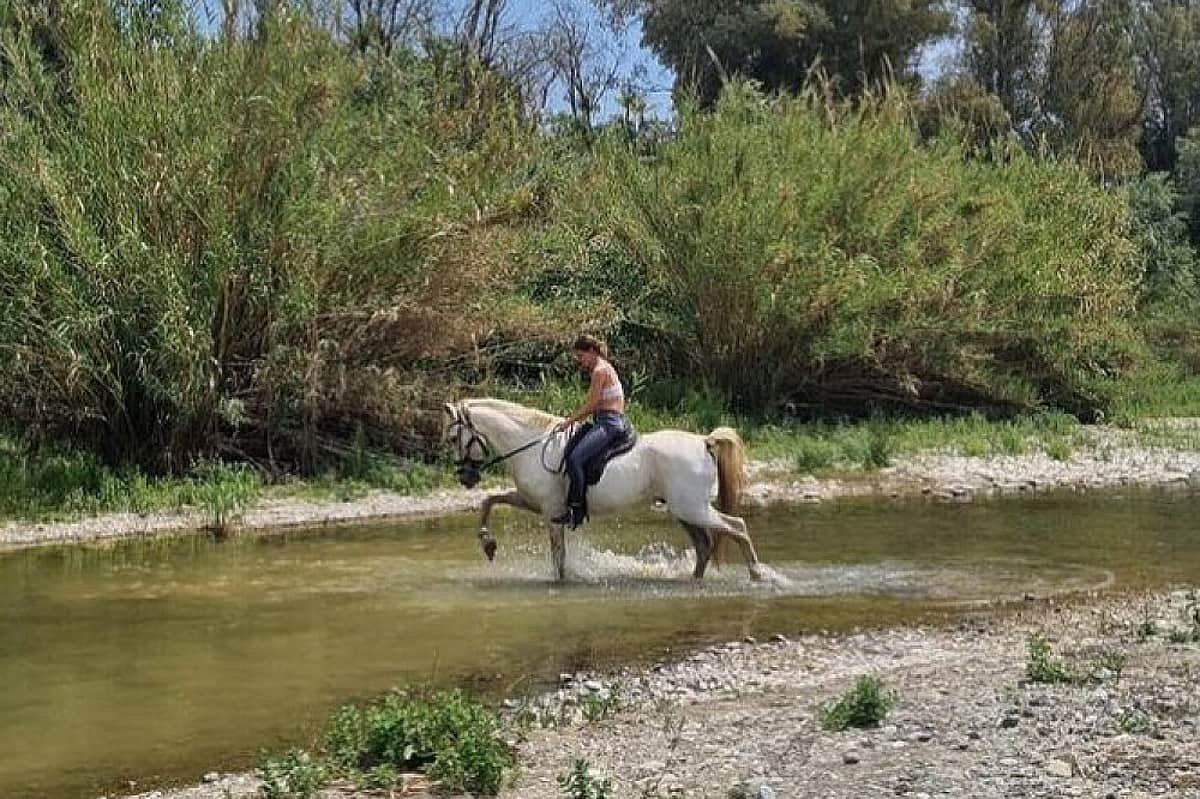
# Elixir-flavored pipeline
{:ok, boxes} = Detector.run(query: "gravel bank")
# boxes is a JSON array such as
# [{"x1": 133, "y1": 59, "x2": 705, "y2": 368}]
[{"x1": 125, "y1": 589, "x2": 1200, "y2": 799}]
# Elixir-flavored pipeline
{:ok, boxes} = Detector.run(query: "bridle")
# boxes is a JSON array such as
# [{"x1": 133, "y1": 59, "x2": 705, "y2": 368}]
[{"x1": 447, "y1": 403, "x2": 562, "y2": 486}]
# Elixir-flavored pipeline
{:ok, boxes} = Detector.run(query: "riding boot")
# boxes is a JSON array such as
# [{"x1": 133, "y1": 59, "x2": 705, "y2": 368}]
[{"x1": 551, "y1": 476, "x2": 587, "y2": 529}]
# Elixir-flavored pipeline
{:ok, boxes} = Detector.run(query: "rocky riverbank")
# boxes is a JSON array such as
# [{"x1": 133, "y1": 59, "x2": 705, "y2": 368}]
[
  {"x1": 8, "y1": 427, "x2": 1200, "y2": 552},
  {"x1": 126, "y1": 589, "x2": 1200, "y2": 799}
]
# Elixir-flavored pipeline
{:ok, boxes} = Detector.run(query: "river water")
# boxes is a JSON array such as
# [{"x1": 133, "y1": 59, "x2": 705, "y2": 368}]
[{"x1": 2, "y1": 489, "x2": 1198, "y2": 798}]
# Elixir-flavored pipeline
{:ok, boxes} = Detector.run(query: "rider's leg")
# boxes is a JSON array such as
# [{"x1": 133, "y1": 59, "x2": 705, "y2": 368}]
[{"x1": 551, "y1": 423, "x2": 611, "y2": 528}]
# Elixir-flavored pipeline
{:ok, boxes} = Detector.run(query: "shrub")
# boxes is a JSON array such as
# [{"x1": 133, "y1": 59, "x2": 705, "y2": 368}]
[
  {"x1": 256, "y1": 749, "x2": 326, "y2": 799},
  {"x1": 1026, "y1": 634, "x2": 1075, "y2": 684},
  {"x1": 559, "y1": 758, "x2": 613, "y2": 799},
  {"x1": 322, "y1": 688, "x2": 513, "y2": 794},
  {"x1": 820, "y1": 675, "x2": 896, "y2": 730}
]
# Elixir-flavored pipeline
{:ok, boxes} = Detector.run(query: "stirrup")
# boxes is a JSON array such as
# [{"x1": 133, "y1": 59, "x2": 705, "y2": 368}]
[{"x1": 551, "y1": 504, "x2": 585, "y2": 529}]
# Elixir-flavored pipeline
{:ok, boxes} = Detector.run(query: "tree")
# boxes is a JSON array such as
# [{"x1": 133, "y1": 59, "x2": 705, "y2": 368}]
[
  {"x1": 601, "y1": 0, "x2": 950, "y2": 106},
  {"x1": 1133, "y1": 0, "x2": 1200, "y2": 172},
  {"x1": 543, "y1": 0, "x2": 624, "y2": 139},
  {"x1": 961, "y1": 0, "x2": 1040, "y2": 123},
  {"x1": 953, "y1": 0, "x2": 1142, "y2": 177},
  {"x1": 1038, "y1": 0, "x2": 1142, "y2": 177},
  {"x1": 342, "y1": 0, "x2": 435, "y2": 54}
]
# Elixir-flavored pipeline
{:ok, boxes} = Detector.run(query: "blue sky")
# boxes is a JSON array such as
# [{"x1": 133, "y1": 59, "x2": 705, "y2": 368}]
[{"x1": 504, "y1": 0, "x2": 676, "y2": 119}]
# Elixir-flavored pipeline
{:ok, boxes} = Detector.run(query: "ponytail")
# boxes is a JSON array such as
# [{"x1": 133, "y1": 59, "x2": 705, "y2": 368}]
[{"x1": 572, "y1": 334, "x2": 609, "y2": 359}]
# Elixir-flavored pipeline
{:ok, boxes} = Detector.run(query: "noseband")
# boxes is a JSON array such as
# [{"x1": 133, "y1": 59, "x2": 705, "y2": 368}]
[{"x1": 448, "y1": 404, "x2": 549, "y2": 486}]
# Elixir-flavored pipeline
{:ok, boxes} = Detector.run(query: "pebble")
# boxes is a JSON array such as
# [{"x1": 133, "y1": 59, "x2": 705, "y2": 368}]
[{"x1": 843, "y1": 751, "x2": 861, "y2": 764}]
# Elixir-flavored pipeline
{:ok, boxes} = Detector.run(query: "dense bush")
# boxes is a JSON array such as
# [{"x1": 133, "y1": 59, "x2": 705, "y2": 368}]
[
  {"x1": 0, "y1": 2, "x2": 561, "y2": 472},
  {"x1": 0, "y1": 2, "x2": 1188, "y2": 477},
  {"x1": 581, "y1": 83, "x2": 1143, "y2": 416}
]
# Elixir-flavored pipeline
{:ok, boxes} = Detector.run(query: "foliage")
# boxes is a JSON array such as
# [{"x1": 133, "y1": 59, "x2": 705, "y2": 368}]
[
  {"x1": 1127, "y1": 173, "x2": 1200, "y2": 307},
  {"x1": 819, "y1": 675, "x2": 896, "y2": 730},
  {"x1": 558, "y1": 758, "x2": 613, "y2": 799},
  {"x1": 0, "y1": 0, "x2": 558, "y2": 473},
  {"x1": 322, "y1": 688, "x2": 513, "y2": 794},
  {"x1": 589, "y1": 81, "x2": 1143, "y2": 415},
  {"x1": 256, "y1": 749, "x2": 326, "y2": 799},
  {"x1": 1026, "y1": 634, "x2": 1075, "y2": 684},
  {"x1": 630, "y1": 0, "x2": 950, "y2": 105}
]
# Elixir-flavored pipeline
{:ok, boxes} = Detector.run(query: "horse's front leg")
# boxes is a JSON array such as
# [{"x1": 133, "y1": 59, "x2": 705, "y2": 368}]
[
  {"x1": 477, "y1": 490, "x2": 536, "y2": 561},
  {"x1": 547, "y1": 521, "x2": 566, "y2": 581}
]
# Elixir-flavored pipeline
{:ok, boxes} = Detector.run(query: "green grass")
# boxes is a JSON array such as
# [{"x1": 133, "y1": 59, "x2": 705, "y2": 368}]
[
  {"x1": 748, "y1": 411, "x2": 1085, "y2": 476},
  {"x1": 0, "y1": 433, "x2": 462, "y2": 524}
]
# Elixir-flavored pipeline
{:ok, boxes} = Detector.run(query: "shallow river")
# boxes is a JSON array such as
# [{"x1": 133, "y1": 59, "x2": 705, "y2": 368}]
[{"x1": 2, "y1": 489, "x2": 1198, "y2": 798}]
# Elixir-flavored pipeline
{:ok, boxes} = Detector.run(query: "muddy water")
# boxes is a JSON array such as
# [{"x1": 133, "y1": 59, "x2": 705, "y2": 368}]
[{"x1": 1, "y1": 490, "x2": 1198, "y2": 798}]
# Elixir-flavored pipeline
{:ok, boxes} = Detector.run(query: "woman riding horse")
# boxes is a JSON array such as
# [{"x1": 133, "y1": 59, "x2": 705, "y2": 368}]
[{"x1": 551, "y1": 335, "x2": 631, "y2": 529}]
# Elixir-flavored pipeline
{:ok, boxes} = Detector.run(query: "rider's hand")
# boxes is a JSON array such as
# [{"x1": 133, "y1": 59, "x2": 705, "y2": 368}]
[{"x1": 553, "y1": 420, "x2": 570, "y2": 434}]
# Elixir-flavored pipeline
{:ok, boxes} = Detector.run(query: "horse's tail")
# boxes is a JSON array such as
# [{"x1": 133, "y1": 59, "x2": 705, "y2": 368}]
[{"x1": 705, "y1": 426, "x2": 746, "y2": 566}]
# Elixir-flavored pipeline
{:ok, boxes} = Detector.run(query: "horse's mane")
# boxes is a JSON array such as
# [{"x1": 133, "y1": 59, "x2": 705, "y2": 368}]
[{"x1": 461, "y1": 398, "x2": 561, "y2": 428}]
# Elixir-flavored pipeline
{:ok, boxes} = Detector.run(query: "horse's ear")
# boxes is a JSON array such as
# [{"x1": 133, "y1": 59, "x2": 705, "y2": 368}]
[{"x1": 443, "y1": 402, "x2": 457, "y2": 421}]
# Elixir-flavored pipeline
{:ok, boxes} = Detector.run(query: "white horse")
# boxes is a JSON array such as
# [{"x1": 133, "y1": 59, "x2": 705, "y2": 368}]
[{"x1": 442, "y1": 398, "x2": 763, "y2": 582}]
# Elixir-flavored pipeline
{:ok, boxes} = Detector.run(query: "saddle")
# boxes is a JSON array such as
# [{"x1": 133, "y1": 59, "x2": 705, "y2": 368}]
[{"x1": 563, "y1": 422, "x2": 638, "y2": 486}]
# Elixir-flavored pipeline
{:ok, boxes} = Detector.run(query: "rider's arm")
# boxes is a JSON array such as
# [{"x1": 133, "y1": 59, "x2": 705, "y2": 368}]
[{"x1": 561, "y1": 369, "x2": 606, "y2": 427}]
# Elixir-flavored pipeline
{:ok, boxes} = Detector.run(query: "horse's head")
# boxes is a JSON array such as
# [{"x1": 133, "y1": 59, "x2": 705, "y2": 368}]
[{"x1": 442, "y1": 402, "x2": 490, "y2": 488}]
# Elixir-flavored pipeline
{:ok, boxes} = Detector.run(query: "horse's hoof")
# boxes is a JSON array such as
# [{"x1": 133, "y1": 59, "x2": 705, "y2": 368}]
[
  {"x1": 480, "y1": 531, "x2": 497, "y2": 562},
  {"x1": 749, "y1": 564, "x2": 765, "y2": 581}
]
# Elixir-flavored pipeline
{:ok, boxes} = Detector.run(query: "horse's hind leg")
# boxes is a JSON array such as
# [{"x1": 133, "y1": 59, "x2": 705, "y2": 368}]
[
  {"x1": 713, "y1": 511, "x2": 763, "y2": 581},
  {"x1": 679, "y1": 522, "x2": 711, "y2": 579}
]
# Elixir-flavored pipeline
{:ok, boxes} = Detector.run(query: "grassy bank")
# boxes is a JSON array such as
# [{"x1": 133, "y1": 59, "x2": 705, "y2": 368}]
[{"x1": 4, "y1": 379, "x2": 1200, "y2": 526}]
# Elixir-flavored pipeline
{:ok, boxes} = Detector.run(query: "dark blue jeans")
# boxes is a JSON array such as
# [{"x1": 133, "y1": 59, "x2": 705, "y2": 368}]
[{"x1": 565, "y1": 411, "x2": 630, "y2": 507}]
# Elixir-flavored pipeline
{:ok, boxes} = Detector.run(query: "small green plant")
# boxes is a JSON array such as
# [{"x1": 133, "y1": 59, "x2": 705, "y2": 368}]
[
  {"x1": 1137, "y1": 610, "x2": 1158, "y2": 641},
  {"x1": 1026, "y1": 634, "x2": 1075, "y2": 684},
  {"x1": 819, "y1": 675, "x2": 896, "y2": 731},
  {"x1": 358, "y1": 763, "x2": 400, "y2": 790},
  {"x1": 793, "y1": 438, "x2": 838, "y2": 473},
  {"x1": 321, "y1": 687, "x2": 513, "y2": 794},
  {"x1": 192, "y1": 462, "x2": 260, "y2": 534},
  {"x1": 538, "y1": 704, "x2": 562, "y2": 729},
  {"x1": 1044, "y1": 438, "x2": 1073, "y2": 462},
  {"x1": 558, "y1": 758, "x2": 612, "y2": 799},
  {"x1": 514, "y1": 706, "x2": 538, "y2": 737},
  {"x1": 990, "y1": 425, "x2": 1027, "y2": 456},
  {"x1": 863, "y1": 427, "x2": 894, "y2": 469},
  {"x1": 256, "y1": 749, "x2": 326, "y2": 799},
  {"x1": 1119, "y1": 711, "x2": 1153, "y2": 734},
  {"x1": 581, "y1": 689, "x2": 621, "y2": 722},
  {"x1": 1091, "y1": 651, "x2": 1126, "y2": 682}
]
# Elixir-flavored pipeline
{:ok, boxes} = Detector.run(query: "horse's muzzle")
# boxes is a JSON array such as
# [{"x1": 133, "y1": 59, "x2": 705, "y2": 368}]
[{"x1": 455, "y1": 463, "x2": 482, "y2": 488}]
